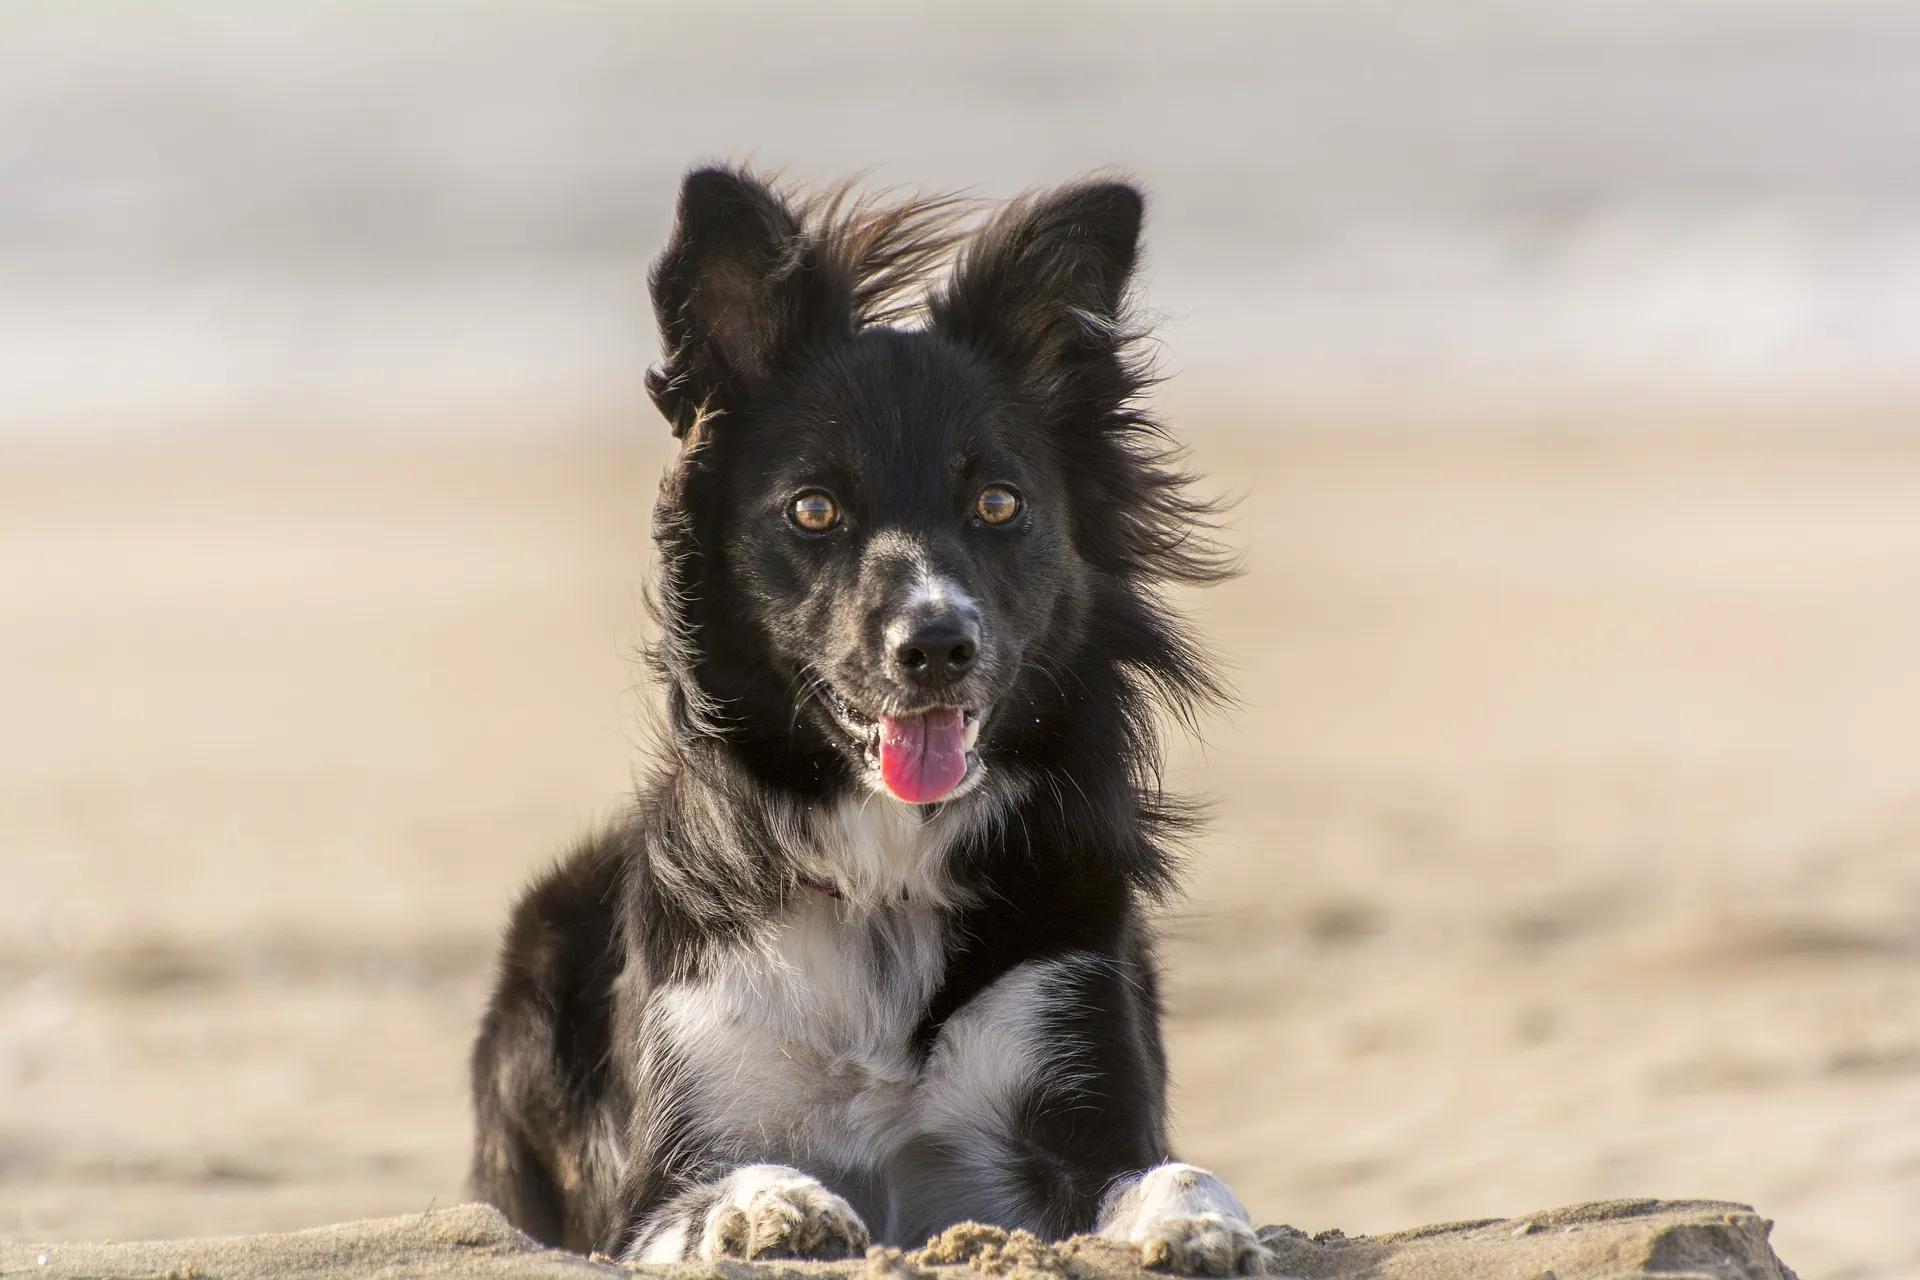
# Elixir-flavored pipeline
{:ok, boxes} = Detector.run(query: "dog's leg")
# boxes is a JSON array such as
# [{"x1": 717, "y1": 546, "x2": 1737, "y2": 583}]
[
  {"x1": 1096, "y1": 1162, "x2": 1270, "y2": 1276},
  {"x1": 469, "y1": 837, "x2": 627, "y2": 1252},
  {"x1": 623, "y1": 1164, "x2": 870, "y2": 1263},
  {"x1": 899, "y1": 948, "x2": 1266, "y2": 1271}
]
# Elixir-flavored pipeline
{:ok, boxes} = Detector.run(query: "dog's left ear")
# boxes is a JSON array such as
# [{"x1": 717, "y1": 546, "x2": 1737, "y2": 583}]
[
  {"x1": 646, "y1": 167, "x2": 852, "y2": 437},
  {"x1": 931, "y1": 180, "x2": 1143, "y2": 401}
]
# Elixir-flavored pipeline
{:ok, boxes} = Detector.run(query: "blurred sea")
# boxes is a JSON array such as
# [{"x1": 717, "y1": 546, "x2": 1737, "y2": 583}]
[{"x1": 3, "y1": 0, "x2": 1918, "y2": 436}]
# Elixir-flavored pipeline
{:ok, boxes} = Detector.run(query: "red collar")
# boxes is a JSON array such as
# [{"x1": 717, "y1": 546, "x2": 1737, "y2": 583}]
[{"x1": 797, "y1": 873, "x2": 840, "y2": 898}]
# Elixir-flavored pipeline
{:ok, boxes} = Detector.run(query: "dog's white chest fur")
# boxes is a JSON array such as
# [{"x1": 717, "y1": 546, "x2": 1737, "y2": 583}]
[
  {"x1": 654, "y1": 891, "x2": 941, "y2": 1171},
  {"x1": 655, "y1": 800, "x2": 945, "y2": 1149}
]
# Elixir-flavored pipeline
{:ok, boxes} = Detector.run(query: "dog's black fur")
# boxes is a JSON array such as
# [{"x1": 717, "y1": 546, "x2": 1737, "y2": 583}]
[{"x1": 469, "y1": 167, "x2": 1235, "y2": 1262}]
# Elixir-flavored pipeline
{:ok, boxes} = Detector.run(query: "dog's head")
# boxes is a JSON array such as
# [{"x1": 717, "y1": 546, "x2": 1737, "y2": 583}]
[{"x1": 645, "y1": 168, "x2": 1225, "y2": 810}]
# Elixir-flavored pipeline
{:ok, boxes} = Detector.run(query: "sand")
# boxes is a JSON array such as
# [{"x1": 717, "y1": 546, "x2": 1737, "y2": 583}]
[
  {"x1": 2, "y1": 423, "x2": 1917, "y2": 1277},
  {"x1": 0, "y1": 1198, "x2": 1796, "y2": 1279}
]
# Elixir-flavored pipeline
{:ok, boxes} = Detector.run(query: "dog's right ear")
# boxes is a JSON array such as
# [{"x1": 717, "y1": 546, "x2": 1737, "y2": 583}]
[{"x1": 646, "y1": 167, "x2": 851, "y2": 437}]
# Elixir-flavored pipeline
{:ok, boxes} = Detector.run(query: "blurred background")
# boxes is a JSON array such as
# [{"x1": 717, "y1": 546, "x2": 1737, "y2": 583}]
[{"x1": 3, "y1": 2, "x2": 1918, "y2": 1276}]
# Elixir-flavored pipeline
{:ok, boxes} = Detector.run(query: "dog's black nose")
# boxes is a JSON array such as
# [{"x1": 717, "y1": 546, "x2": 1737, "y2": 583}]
[{"x1": 892, "y1": 615, "x2": 979, "y2": 687}]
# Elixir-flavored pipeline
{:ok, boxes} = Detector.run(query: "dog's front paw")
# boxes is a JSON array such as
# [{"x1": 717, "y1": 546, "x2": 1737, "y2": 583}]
[
  {"x1": 696, "y1": 1164, "x2": 870, "y2": 1262},
  {"x1": 1132, "y1": 1212, "x2": 1271, "y2": 1276},
  {"x1": 1098, "y1": 1162, "x2": 1272, "y2": 1275}
]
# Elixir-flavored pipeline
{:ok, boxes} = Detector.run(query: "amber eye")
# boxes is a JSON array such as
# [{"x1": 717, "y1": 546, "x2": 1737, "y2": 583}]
[
  {"x1": 975, "y1": 485, "x2": 1021, "y2": 525},
  {"x1": 789, "y1": 491, "x2": 840, "y2": 532}
]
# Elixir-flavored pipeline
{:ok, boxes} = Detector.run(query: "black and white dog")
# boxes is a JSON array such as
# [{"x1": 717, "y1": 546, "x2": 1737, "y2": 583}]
[{"x1": 469, "y1": 167, "x2": 1265, "y2": 1274}]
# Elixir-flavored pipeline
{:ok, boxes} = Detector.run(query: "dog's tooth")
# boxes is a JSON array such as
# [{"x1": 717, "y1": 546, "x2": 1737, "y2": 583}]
[{"x1": 963, "y1": 717, "x2": 980, "y2": 750}]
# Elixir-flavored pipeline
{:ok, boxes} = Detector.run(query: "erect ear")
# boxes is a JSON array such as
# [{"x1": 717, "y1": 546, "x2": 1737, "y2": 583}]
[
  {"x1": 930, "y1": 180, "x2": 1144, "y2": 396},
  {"x1": 645, "y1": 167, "x2": 852, "y2": 437}
]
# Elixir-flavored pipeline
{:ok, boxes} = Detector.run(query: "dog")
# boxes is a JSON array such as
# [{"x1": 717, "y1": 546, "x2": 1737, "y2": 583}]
[{"x1": 468, "y1": 166, "x2": 1266, "y2": 1274}]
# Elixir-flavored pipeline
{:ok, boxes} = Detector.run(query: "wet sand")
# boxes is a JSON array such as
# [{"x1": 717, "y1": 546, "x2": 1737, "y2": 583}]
[{"x1": 3, "y1": 422, "x2": 1917, "y2": 1278}]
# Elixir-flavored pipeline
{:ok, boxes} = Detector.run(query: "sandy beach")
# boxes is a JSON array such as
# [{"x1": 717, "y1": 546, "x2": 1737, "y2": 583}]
[{"x1": 2, "y1": 420, "x2": 1916, "y2": 1277}]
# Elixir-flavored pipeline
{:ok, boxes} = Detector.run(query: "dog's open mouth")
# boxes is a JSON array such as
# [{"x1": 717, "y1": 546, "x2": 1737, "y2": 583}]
[{"x1": 825, "y1": 692, "x2": 985, "y2": 805}]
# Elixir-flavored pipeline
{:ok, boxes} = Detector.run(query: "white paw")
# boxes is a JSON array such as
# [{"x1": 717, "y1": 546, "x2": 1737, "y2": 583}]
[
  {"x1": 1098, "y1": 1162, "x2": 1272, "y2": 1276},
  {"x1": 696, "y1": 1164, "x2": 870, "y2": 1262},
  {"x1": 1131, "y1": 1212, "x2": 1271, "y2": 1275}
]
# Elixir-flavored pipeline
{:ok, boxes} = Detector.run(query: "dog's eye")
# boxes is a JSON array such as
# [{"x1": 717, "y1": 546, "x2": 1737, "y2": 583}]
[
  {"x1": 975, "y1": 485, "x2": 1021, "y2": 526},
  {"x1": 789, "y1": 491, "x2": 840, "y2": 532}
]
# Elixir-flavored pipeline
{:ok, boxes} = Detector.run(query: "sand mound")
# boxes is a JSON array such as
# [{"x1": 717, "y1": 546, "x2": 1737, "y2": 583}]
[{"x1": 1, "y1": 1199, "x2": 1794, "y2": 1280}]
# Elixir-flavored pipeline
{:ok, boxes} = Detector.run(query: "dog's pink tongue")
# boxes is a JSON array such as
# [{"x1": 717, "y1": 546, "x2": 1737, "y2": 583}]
[{"x1": 878, "y1": 707, "x2": 969, "y2": 804}]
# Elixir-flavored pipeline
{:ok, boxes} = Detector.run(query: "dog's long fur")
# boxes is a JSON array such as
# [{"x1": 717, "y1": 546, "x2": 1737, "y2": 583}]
[{"x1": 469, "y1": 167, "x2": 1264, "y2": 1272}]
